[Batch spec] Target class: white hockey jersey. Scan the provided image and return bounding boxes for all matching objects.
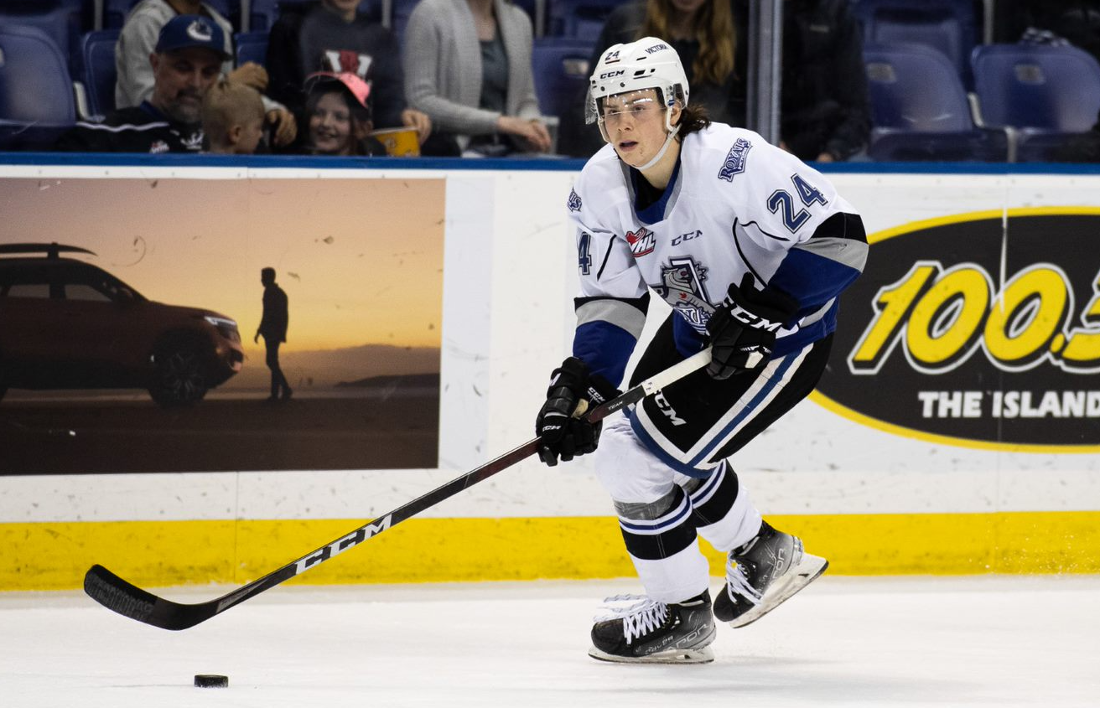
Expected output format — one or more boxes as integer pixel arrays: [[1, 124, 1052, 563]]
[[567, 123, 868, 386]]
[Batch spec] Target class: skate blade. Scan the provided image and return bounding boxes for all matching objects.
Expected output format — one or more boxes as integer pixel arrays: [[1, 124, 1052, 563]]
[[587, 645, 714, 664], [728, 554, 828, 629], [587, 624, 716, 665]]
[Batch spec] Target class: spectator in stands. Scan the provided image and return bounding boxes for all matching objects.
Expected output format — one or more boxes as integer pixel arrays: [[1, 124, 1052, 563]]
[[301, 72, 387, 156], [558, 0, 740, 157], [265, 0, 432, 151], [561, 0, 869, 162], [765, 0, 869, 162], [994, 1, 1100, 63], [116, 0, 297, 147], [404, 0, 551, 156], [57, 15, 225, 152], [203, 78, 267, 154]]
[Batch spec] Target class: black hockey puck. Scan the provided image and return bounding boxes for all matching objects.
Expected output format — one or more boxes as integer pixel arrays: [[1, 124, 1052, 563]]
[[194, 674, 229, 688]]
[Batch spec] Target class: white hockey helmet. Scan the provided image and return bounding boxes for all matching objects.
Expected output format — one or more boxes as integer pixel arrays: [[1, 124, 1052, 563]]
[[584, 37, 690, 128]]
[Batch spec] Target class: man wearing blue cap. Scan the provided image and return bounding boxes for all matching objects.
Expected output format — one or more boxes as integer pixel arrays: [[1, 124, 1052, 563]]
[[58, 15, 235, 152], [112, 0, 296, 148]]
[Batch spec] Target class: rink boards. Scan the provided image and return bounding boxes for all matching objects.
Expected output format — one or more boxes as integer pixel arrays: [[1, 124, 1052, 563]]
[[2, 159, 1099, 590]]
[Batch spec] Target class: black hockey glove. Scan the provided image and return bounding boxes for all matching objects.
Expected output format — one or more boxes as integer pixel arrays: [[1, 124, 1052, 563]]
[[705, 273, 800, 381], [535, 357, 620, 467]]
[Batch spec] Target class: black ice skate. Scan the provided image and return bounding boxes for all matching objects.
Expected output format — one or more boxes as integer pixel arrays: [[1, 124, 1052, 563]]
[[713, 521, 828, 628], [588, 591, 716, 664]]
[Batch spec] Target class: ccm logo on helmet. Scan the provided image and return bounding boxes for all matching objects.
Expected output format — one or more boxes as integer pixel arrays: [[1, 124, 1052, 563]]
[[599, 69, 625, 79]]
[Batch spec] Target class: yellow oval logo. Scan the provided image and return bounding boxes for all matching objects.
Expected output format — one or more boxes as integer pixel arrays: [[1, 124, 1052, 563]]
[[812, 207, 1100, 453]]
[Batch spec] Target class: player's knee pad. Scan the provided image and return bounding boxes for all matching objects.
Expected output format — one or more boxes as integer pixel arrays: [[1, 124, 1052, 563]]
[[594, 416, 679, 503]]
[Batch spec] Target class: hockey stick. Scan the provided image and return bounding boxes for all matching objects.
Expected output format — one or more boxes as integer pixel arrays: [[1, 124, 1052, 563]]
[[84, 348, 713, 631]]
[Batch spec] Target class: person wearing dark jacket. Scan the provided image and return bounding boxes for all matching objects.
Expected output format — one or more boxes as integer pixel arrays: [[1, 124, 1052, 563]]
[[266, 0, 431, 148], [768, 0, 870, 162], [56, 15, 226, 153], [993, 0, 1100, 63], [255, 267, 291, 403], [559, 0, 869, 162]]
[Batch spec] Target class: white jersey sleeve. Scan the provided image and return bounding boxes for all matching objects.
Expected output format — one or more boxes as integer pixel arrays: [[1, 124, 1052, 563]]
[[566, 150, 650, 386], [694, 127, 867, 351]]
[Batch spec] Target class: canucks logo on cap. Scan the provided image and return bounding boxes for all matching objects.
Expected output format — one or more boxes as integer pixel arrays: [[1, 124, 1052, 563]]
[[187, 19, 214, 42]]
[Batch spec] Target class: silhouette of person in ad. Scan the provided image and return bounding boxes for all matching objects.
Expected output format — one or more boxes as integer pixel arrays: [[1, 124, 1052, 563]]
[[254, 267, 292, 402]]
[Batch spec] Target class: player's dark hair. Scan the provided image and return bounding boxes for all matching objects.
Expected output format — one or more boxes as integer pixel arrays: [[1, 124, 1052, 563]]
[[672, 86, 710, 139]]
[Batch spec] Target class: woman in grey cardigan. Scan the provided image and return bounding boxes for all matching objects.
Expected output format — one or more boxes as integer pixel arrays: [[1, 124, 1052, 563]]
[[404, 0, 552, 155]]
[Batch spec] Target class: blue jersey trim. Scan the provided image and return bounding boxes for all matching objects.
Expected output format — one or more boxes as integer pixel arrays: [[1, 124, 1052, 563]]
[[774, 300, 838, 356], [631, 157, 682, 225], [685, 350, 800, 467], [627, 408, 715, 479], [672, 313, 708, 358], [618, 493, 692, 532], [627, 346, 801, 477], [770, 248, 862, 317], [687, 460, 726, 502], [573, 320, 637, 387]]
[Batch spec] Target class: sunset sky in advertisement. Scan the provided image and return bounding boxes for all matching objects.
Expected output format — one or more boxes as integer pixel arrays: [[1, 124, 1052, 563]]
[[0, 176, 445, 360]]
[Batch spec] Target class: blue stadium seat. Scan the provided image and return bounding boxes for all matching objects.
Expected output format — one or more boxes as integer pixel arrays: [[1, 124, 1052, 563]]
[[863, 43, 1008, 162], [0, 2, 83, 68], [0, 24, 77, 149], [104, 0, 239, 30], [547, 0, 623, 41], [532, 37, 592, 120], [853, 0, 978, 88], [74, 29, 120, 119], [971, 43, 1100, 161], [234, 30, 268, 67]]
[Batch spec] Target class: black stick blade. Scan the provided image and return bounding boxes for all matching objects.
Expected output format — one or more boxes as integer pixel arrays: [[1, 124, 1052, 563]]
[[84, 565, 213, 631]]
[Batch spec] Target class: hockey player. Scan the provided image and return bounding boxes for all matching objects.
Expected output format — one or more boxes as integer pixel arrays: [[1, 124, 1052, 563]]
[[535, 37, 868, 663]]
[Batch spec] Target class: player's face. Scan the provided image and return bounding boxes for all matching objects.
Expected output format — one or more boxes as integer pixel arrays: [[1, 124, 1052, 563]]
[[600, 89, 671, 168], [309, 92, 354, 155], [151, 48, 223, 124]]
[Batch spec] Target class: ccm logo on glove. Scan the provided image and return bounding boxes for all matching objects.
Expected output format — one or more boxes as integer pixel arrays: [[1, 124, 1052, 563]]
[[535, 357, 620, 466], [705, 273, 799, 381]]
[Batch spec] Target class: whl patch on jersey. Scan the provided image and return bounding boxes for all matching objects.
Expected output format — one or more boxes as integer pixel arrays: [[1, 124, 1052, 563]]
[[626, 227, 656, 257], [718, 138, 752, 182]]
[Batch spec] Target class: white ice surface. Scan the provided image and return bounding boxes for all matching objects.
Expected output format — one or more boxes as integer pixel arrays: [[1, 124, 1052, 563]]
[[2, 576, 1098, 708]]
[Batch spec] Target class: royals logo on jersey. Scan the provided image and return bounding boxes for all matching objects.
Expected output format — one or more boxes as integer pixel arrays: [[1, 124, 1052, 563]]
[[718, 138, 752, 182], [655, 258, 714, 332], [626, 227, 656, 257]]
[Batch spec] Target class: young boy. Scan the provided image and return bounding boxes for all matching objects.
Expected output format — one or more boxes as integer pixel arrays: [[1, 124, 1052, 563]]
[[202, 79, 267, 155]]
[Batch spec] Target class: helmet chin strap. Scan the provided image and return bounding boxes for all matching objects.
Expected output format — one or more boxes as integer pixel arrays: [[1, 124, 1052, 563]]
[[636, 125, 680, 172]]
